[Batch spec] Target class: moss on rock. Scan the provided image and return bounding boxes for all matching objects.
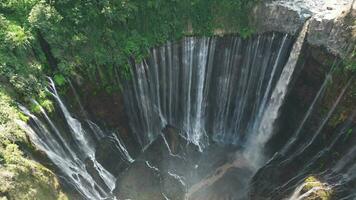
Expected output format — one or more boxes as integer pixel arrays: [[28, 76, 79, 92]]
[[300, 176, 332, 200], [0, 87, 68, 200]]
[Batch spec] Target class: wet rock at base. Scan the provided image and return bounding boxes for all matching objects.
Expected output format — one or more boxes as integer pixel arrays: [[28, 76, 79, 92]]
[[95, 136, 130, 176], [114, 125, 254, 200]]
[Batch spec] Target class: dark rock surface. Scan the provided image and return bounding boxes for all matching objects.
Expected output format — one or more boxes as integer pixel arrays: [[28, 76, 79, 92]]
[[248, 42, 356, 200], [113, 125, 254, 200], [95, 136, 130, 176]]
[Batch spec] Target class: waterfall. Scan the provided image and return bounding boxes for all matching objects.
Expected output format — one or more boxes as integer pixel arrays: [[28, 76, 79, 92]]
[[47, 79, 95, 157], [111, 133, 135, 163], [47, 78, 116, 191], [244, 21, 309, 167], [123, 33, 295, 152], [18, 106, 112, 200], [18, 79, 133, 200], [286, 78, 354, 166], [11, 21, 354, 199], [188, 38, 210, 150], [249, 78, 355, 200], [280, 65, 334, 155]]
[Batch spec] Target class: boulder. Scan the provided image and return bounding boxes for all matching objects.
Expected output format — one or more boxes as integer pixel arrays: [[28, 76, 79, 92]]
[[300, 176, 332, 200]]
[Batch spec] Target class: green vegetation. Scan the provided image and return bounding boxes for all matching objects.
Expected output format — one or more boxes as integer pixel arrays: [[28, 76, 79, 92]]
[[343, 128, 354, 141], [301, 176, 332, 200], [1, 0, 260, 96], [344, 50, 356, 72], [0, 87, 67, 200]]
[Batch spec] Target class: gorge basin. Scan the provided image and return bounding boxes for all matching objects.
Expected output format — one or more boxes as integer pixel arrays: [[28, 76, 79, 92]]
[[114, 125, 254, 200], [21, 29, 356, 200], [115, 32, 299, 199], [1, 0, 355, 199]]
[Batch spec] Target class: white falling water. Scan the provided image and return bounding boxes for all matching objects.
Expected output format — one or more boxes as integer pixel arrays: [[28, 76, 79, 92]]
[[18, 106, 111, 199], [281, 67, 333, 155], [47, 78, 116, 192], [111, 133, 135, 163], [244, 21, 309, 167], [287, 181, 330, 200], [287, 182, 307, 200], [333, 145, 356, 175], [294, 78, 353, 160], [123, 33, 294, 152], [47, 79, 94, 156], [18, 78, 134, 200], [190, 38, 210, 150]]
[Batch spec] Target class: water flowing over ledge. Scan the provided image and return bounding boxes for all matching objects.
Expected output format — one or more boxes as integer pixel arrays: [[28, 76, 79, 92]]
[[123, 33, 296, 152], [18, 79, 133, 200]]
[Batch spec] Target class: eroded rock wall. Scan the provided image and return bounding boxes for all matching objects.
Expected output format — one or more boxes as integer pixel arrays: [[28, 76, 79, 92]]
[[252, 0, 356, 57]]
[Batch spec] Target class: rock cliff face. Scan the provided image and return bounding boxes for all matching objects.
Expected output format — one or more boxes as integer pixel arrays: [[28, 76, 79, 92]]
[[252, 0, 355, 57], [247, 2, 356, 197]]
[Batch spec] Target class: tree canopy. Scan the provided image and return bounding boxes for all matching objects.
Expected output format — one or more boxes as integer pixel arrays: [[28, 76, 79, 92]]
[[0, 0, 261, 96]]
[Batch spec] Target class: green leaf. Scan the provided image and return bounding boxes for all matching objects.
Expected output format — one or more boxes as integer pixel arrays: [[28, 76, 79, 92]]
[[53, 74, 66, 86]]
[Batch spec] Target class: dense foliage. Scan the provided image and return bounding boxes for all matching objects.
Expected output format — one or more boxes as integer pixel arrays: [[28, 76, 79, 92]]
[[0, 0, 259, 97]]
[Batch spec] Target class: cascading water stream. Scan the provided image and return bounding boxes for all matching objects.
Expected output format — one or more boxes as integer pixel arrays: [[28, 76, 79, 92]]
[[18, 78, 134, 200], [244, 21, 309, 167], [18, 106, 111, 199], [280, 63, 335, 155], [293, 78, 353, 157], [47, 78, 117, 192]]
